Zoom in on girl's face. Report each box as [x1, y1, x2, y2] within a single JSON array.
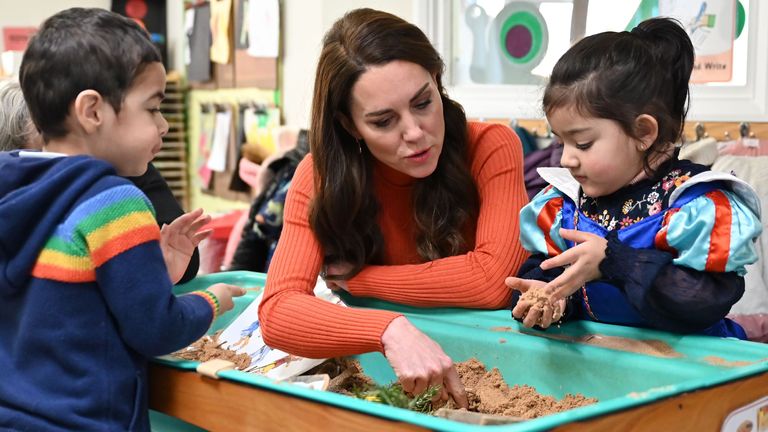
[[548, 105, 646, 198], [346, 60, 445, 179]]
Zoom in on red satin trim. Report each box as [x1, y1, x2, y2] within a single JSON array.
[[705, 191, 731, 272], [654, 208, 680, 255], [538, 197, 563, 256]]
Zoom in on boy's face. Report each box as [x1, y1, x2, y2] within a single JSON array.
[[94, 62, 168, 177]]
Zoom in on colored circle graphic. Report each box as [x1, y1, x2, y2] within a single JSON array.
[[499, 11, 544, 64], [126, 0, 148, 20]]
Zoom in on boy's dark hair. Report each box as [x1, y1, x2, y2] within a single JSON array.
[[20, 8, 161, 142], [543, 17, 694, 176]]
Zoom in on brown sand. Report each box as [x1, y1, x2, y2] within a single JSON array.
[[703, 356, 755, 368], [171, 331, 252, 370], [453, 358, 597, 419], [518, 287, 560, 325], [503, 327, 684, 359]]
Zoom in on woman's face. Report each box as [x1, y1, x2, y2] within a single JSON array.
[[346, 60, 445, 179]]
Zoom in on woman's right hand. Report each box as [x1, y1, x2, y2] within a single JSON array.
[[381, 316, 468, 408], [206, 283, 246, 315]]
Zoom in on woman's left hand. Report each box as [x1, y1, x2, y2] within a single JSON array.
[[540, 228, 607, 302], [160, 208, 212, 284], [322, 263, 353, 292]]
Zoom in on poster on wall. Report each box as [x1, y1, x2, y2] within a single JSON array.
[[2, 27, 36, 51], [112, 0, 168, 68], [659, 0, 736, 83]]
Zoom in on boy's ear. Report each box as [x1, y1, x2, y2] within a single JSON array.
[[634, 114, 659, 151], [73, 90, 108, 134], [337, 114, 361, 140]]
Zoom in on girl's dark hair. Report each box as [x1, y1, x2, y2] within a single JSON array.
[[309, 8, 478, 279], [543, 17, 694, 176], [20, 8, 161, 142]]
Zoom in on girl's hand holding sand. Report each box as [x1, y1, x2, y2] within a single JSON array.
[[506, 277, 565, 329]]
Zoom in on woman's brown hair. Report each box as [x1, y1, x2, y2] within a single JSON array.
[[309, 8, 479, 279]]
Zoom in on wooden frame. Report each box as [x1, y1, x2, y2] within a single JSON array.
[[148, 363, 425, 432]]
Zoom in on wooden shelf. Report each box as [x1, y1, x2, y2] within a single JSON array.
[[158, 75, 190, 210]]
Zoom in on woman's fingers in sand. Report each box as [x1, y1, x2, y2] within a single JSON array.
[[381, 316, 468, 409]]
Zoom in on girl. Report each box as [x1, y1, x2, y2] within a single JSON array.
[[507, 17, 761, 338]]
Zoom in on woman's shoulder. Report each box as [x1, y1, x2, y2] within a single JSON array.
[[290, 153, 316, 194], [466, 121, 522, 159], [467, 121, 518, 141]]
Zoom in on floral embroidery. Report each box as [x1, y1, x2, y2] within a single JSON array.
[[674, 175, 690, 187], [579, 163, 700, 231], [621, 200, 633, 214], [648, 201, 662, 215]]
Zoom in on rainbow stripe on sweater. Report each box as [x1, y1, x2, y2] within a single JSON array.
[[32, 185, 160, 283]]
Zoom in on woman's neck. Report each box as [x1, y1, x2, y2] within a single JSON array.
[[373, 158, 416, 187]]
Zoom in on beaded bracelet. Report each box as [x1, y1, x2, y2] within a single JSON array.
[[201, 289, 221, 317]]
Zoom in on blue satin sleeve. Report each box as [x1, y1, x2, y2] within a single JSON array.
[[661, 189, 761, 275], [519, 186, 568, 258]]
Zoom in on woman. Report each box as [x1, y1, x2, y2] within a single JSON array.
[[259, 8, 528, 405], [0, 80, 44, 151]]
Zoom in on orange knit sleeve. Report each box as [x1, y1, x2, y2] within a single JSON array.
[[258, 156, 401, 359], [347, 122, 529, 308]]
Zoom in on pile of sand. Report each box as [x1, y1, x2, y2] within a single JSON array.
[[312, 357, 596, 420], [171, 331, 252, 370], [454, 358, 597, 419]]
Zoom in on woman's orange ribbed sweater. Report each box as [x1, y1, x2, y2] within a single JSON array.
[[259, 122, 528, 358]]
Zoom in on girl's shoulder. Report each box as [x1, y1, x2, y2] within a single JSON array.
[[670, 170, 761, 219]]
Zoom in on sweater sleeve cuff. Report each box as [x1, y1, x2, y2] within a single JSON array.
[[599, 231, 674, 294]]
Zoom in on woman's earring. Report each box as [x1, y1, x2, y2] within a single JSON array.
[[356, 138, 363, 154]]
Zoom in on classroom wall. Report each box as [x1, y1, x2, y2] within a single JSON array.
[[0, 0, 185, 75], [281, 0, 414, 128], [0, 0, 412, 129], [0, 0, 108, 43]]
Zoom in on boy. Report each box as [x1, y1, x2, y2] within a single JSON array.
[[0, 8, 244, 431]]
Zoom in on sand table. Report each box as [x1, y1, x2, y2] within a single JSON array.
[[171, 332, 252, 370]]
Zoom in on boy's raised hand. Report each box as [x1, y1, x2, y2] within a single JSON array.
[[160, 208, 213, 284], [206, 283, 246, 315], [539, 228, 607, 303]]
